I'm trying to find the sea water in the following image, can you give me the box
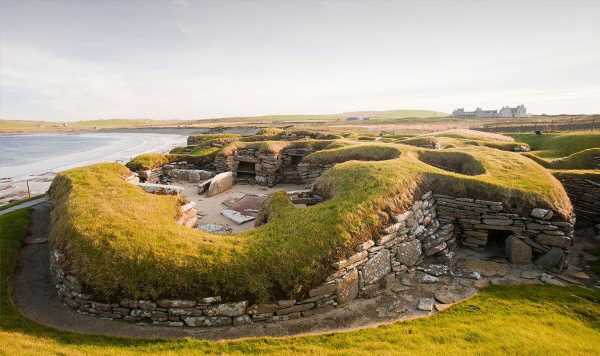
[0,133,186,200]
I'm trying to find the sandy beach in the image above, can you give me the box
[0,132,186,205]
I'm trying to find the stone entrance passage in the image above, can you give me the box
[484,230,511,259]
[236,161,256,181]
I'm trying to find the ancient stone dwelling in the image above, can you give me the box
[50,188,578,328]
[47,130,598,330]
[213,146,326,186]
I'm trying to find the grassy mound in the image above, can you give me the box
[400,134,528,152]
[426,129,515,142]
[509,132,600,158]
[525,148,600,169]
[417,151,485,176]
[49,141,572,303]
[187,133,240,146]
[303,144,401,165]
[1,210,598,354]
[220,140,344,156]
[125,153,174,171]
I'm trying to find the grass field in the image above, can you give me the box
[49,134,571,303]
[508,132,600,169]
[1,109,448,133]
[0,119,179,133]
[509,132,600,158]
[1,208,599,355]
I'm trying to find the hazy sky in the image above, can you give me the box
[1,0,599,121]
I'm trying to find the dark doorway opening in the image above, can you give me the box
[485,230,511,259]
[290,155,303,166]
[237,161,256,178]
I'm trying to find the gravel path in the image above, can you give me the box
[0,196,47,216]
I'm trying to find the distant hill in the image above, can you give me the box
[0,109,448,133]
[187,109,448,124]
[338,109,448,120]
[0,119,181,133]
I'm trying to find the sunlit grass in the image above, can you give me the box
[51,140,571,303]
[1,208,599,355]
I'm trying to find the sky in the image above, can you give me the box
[1,0,599,121]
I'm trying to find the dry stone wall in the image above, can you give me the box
[49,190,574,328]
[553,173,600,226]
[214,147,319,186]
[435,194,574,269]
[297,162,333,184]
[280,147,315,184]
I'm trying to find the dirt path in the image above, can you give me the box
[0,196,47,216]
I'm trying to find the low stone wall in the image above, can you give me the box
[164,168,214,183]
[138,169,161,183]
[214,147,318,186]
[214,154,235,173]
[49,191,444,327]
[435,194,574,269]
[137,183,184,195]
[279,147,316,184]
[297,162,333,184]
[553,172,600,226]
[48,190,574,328]
[287,189,323,205]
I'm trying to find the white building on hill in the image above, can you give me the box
[452,105,527,118]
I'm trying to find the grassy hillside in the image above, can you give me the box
[1,109,447,133]
[340,109,448,120]
[1,208,599,354]
[50,138,571,303]
[0,120,64,132]
[509,132,600,158]
[509,132,600,169]
[0,119,182,133]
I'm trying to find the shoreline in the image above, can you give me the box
[0,132,186,205]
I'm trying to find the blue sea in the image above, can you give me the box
[0,133,186,180]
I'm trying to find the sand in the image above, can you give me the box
[0,132,186,205]
[180,182,306,232]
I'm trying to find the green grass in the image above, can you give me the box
[0,119,181,133]
[50,140,572,304]
[1,208,599,354]
[187,133,241,146]
[399,134,529,152]
[509,132,600,159]
[303,144,401,165]
[125,153,175,171]
[427,129,515,142]
[525,148,600,169]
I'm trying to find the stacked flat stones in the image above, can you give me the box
[215,146,318,186]
[48,192,444,328]
[214,154,235,173]
[138,169,161,183]
[49,190,576,328]
[435,194,574,269]
[50,250,338,327]
[555,173,600,226]
[325,191,455,299]
[281,147,314,184]
[297,162,333,184]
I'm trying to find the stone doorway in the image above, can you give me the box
[484,230,511,259]
[236,161,256,181]
[290,154,303,166]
